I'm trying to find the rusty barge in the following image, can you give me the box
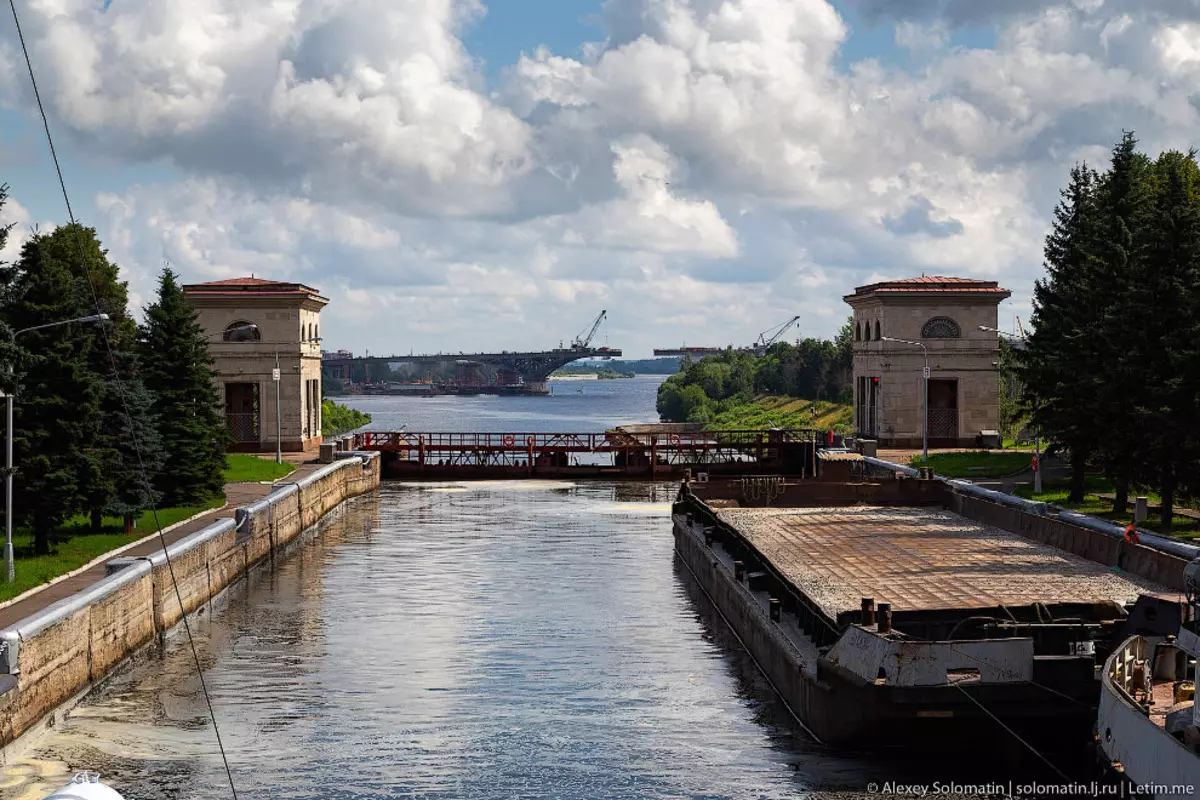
[673,453,1187,758]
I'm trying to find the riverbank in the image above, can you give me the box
[0,450,381,756]
[704,395,852,432]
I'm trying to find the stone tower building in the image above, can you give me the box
[844,276,1011,448]
[183,277,328,453]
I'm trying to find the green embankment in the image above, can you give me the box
[323,399,372,436]
[0,454,301,603]
[1014,477,1200,538]
[224,454,297,483]
[1,498,225,603]
[704,395,852,432]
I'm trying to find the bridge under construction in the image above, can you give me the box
[350,427,827,480]
[323,311,620,395]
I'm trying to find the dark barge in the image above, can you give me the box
[673,457,1186,758]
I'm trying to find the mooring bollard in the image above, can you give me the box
[877,603,892,634]
[769,598,782,622]
[703,527,714,546]
[734,560,745,581]
[861,597,876,627]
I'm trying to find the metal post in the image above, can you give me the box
[922,349,929,464]
[275,349,282,465]
[1034,425,1043,495]
[5,393,13,583]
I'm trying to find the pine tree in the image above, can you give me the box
[0,186,22,399]
[140,268,227,505]
[0,229,104,554]
[1091,133,1156,513]
[1133,151,1200,527]
[41,224,165,532]
[1022,163,1103,502]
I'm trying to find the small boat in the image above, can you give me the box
[45,773,126,799]
[1097,558,1200,798]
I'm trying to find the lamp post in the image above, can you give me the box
[980,325,1040,494]
[209,324,321,465]
[880,336,928,464]
[275,336,322,465]
[5,313,110,583]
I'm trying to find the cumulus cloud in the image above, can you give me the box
[2,0,1199,354]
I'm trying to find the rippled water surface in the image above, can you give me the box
[3,380,992,799]
[4,481,929,799]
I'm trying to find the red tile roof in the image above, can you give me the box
[183,276,326,300]
[188,277,295,288]
[846,276,1010,298]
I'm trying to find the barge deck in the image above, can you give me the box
[717,505,1165,618]
[673,471,1185,766]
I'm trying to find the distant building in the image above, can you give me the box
[183,277,329,452]
[322,349,353,360]
[844,276,1011,448]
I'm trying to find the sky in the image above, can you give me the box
[1,0,1198,358]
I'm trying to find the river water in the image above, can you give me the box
[2,377,973,798]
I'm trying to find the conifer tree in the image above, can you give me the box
[40,224,165,531]
[1091,132,1156,513]
[1022,163,1103,502]
[1132,151,1200,527]
[139,268,227,505]
[0,228,104,554]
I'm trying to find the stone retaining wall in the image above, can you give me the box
[0,452,380,750]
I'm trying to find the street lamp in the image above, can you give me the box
[275,336,322,465]
[5,313,110,582]
[880,336,928,464]
[980,325,1041,494]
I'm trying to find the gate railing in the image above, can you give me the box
[226,412,259,443]
[927,408,958,439]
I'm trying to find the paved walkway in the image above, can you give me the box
[0,460,325,630]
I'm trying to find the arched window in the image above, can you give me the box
[315,324,319,341]
[223,320,260,342]
[874,320,881,340]
[855,322,861,341]
[921,316,962,339]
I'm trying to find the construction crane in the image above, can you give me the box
[571,310,607,349]
[753,315,801,351]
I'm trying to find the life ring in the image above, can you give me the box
[503,435,515,447]
[668,434,681,445]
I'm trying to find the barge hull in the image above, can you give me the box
[673,512,1098,752]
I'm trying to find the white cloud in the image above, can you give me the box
[3,0,1199,355]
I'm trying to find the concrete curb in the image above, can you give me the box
[0,503,228,614]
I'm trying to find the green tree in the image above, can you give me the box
[44,224,166,531]
[1131,151,1200,527]
[140,268,227,505]
[1091,133,1156,513]
[0,228,104,554]
[1022,162,1103,502]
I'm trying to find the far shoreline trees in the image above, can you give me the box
[657,321,853,424]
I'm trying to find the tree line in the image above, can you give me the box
[656,323,853,422]
[1021,133,1200,528]
[0,187,227,554]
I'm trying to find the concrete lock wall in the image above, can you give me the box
[0,452,380,750]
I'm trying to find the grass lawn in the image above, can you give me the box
[910,450,1035,478]
[224,454,296,483]
[1,497,224,604]
[1014,479,1200,539]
